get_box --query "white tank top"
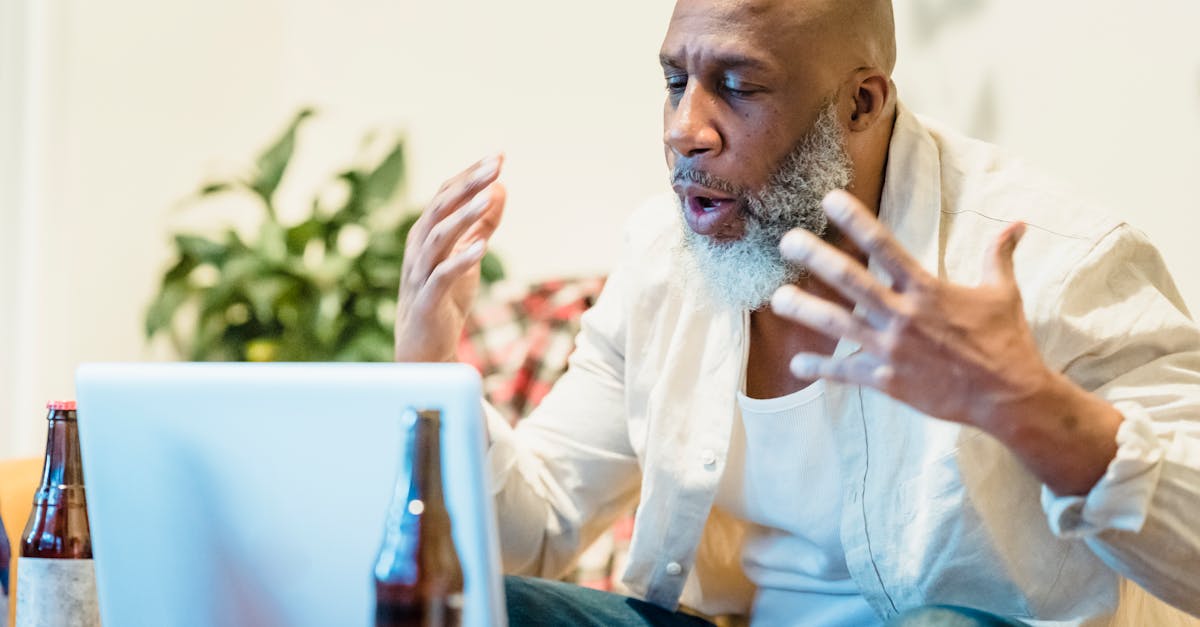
[713,380,881,626]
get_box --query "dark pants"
[505,575,717,626]
[504,575,1030,626]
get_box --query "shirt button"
[665,561,683,576]
[700,449,717,468]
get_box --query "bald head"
[667,0,896,85]
[831,0,897,74]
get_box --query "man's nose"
[664,85,722,159]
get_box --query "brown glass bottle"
[373,409,464,627]
[16,401,100,627]
[1,495,10,621]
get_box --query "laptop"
[75,362,507,627]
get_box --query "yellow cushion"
[0,457,44,627]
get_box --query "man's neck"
[746,272,855,399]
[746,108,897,399]
[845,106,897,218]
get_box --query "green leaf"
[224,228,250,252]
[361,140,406,214]
[249,108,315,205]
[314,289,346,346]
[480,251,505,284]
[162,255,199,284]
[365,228,403,261]
[285,217,324,256]
[359,255,401,289]
[190,310,229,361]
[312,250,352,290]
[198,181,234,196]
[196,252,260,321]
[244,276,294,323]
[145,280,190,338]
[326,170,365,226]
[257,220,288,266]
[334,322,393,362]
[175,234,228,264]
[397,212,421,242]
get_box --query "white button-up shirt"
[486,104,1200,626]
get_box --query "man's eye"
[665,75,688,94]
[722,82,756,98]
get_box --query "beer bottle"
[16,401,100,627]
[1,497,10,624]
[373,409,464,627]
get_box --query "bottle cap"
[46,400,77,411]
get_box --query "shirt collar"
[832,103,943,361]
[877,102,944,279]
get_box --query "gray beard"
[673,101,854,311]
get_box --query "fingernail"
[779,229,812,258]
[475,155,501,179]
[822,190,849,217]
[467,189,492,214]
[770,285,795,312]
[791,354,819,377]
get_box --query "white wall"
[0,0,675,458]
[891,0,1200,311]
[2,1,1199,459]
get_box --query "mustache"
[671,164,744,198]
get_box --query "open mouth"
[672,179,746,238]
[683,193,742,237]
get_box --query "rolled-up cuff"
[1041,402,1165,538]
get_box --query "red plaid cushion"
[458,276,636,592]
[459,276,606,424]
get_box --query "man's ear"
[848,71,893,132]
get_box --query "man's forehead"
[666,0,833,33]
[661,0,894,78]
[661,0,833,60]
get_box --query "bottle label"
[15,557,100,627]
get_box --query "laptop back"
[75,362,505,627]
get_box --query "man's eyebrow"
[658,52,772,72]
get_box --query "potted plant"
[145,109,503,362]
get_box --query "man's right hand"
[394,154,506,363]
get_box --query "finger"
[770,284,885,352]
[981,221,1026,286]
[416,239,488,311]
[411,185,497,283]
[789,352,895,389]
[779,228,898,318]
[821,189,927,288]
[457,182,507,251]
[409,153,504,247]
[404,155,502,283]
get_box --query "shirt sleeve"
[1037,224,1200,616]
[484,263,642,579]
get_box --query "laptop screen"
[76,362,505,627]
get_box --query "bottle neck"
[374,409,452,584]
[35,409,86,506]
[410,411,446,512]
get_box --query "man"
[394,0,1200,624]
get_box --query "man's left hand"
[771,190,1122,495]
[770,189,1052,433]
